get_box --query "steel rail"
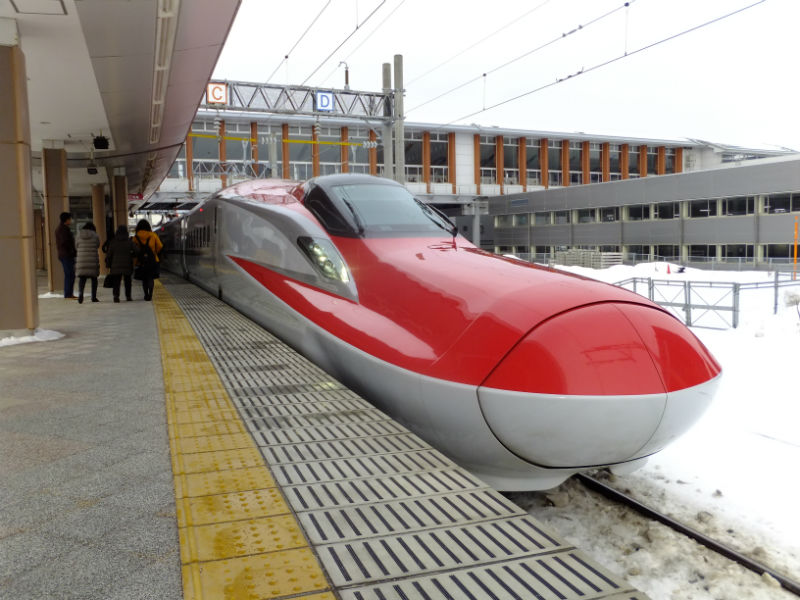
[575,473,800,597]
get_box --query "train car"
[160,174,721,491]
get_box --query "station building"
[151,86,798,270]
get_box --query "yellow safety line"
[152,281,334,600]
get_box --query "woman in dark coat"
[75,222,100,303]
[104,225,136,302]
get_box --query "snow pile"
[513,263,800,600]
[0,329,64,347]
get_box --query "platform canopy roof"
[0,0,240,208]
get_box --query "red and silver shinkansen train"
[160,174,721,491]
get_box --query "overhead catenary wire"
[446,0,767,126]
[319,0,408,88]
[406,0,634,115]
[265,0,332,84]
[301,0,387,87]
[406,0,553,86]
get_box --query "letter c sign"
[207,82,228,105]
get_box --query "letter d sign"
[316,91,334,112]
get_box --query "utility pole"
[393,54,405,184]
[382,62,394,181]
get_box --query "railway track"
[575,473,800,597]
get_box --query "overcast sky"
[212,0,800,150]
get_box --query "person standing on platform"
[55,212,77,298]
[105,225,135,302]
[75,222,101,303]
[132,219,163,301]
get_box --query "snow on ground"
[0,329,64,347]
[509,263,800,600]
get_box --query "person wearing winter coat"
[75,221,101,303]
[104,225,136,302]
[132,219,163,301]
[54,212,77,298]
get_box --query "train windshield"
[320,183,456,237]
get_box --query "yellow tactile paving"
[152,282,332,600]
[179,514,307,562]
[177,488,289,528]
[174,466,277,500]
[182,549,331,600]
[173,447,265,476]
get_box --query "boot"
[92,297,99,302]
[78,294,83,304]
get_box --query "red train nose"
[477,302,722,467]
[482,302,720,396]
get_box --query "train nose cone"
[478,302,721,468]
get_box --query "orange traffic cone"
[667,264,671,274]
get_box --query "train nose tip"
[478,302,721,467]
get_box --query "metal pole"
[793,216,798,281]
[381,63,394,181]
[393,54,405,184]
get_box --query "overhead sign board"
[128,193,143,202]
[207,82,228,105]
[316,91,334,112]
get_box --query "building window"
[765,193,790,213]
[548,140,561,185]
[569,141,582,184]
[723,244,754,259]
[577,209,595,223]
[513,214,528,226]
[722,196,755,216]
[665,148,676,173]
[430,132,449,183]
[404,131,423,182]
[554,210,570,224]
[534,212,551,225]
[494,215,513,227]
[654,201,679,219]
[793,193,800,212]
[526,140,541,185]
[609,144,621,176]
[504,140,519,185]
[480,136,497,184]
[600,207,619,222]
[629,149,639,177]
[628,204,650,220]
[627,245,650,260]
[689,199,716,218]
[647,146,658,173]
[656,245,680,259]
[689,245,717,259]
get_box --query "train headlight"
[297,236,350,283]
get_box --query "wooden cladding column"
[620,143,630,179]
[561,140,569,187]
[657,146,666,175]
[448,132,456,194]
[341,127,349,173]
[675,147,684,173]
[311,124,320,177]
[518,137,527,191]
[218,120,227,188]
[423,131,431,193]
[581,141,590,185]
[473,134,481,195]
[540,138,549,189]
[601,142,610,182]
[282,123,290,179]
[250,122,258,177]
[639,144,647,178]
[496,135,504,195]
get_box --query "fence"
[613,272,800,329]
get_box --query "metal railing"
[613,274,800,329]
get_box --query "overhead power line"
[319,0,408,87]
[407,0,634,115]
[447,0,767,125]
[265,0,332,84]
[301,1,387,86]
[407,0,553,86]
